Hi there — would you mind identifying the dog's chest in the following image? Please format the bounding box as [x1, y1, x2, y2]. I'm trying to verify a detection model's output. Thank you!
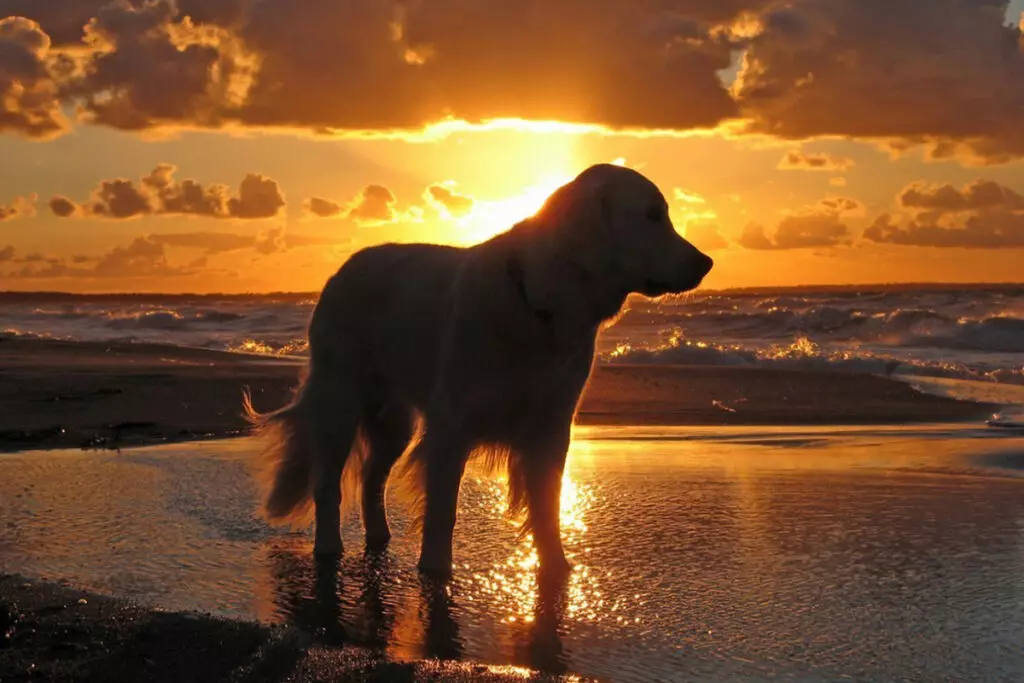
[441, 340, 594, 435]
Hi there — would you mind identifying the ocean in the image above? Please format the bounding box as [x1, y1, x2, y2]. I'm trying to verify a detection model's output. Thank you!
[2, 284, 1022, 412]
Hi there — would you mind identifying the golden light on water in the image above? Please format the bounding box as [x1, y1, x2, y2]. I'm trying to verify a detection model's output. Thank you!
[467, 455, 632, 627]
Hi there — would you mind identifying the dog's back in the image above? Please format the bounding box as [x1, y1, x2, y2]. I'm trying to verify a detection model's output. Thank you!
[309, 242, 467, 407]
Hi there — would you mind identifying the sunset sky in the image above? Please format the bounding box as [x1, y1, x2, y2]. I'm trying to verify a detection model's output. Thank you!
[1, 0, 1024, 293]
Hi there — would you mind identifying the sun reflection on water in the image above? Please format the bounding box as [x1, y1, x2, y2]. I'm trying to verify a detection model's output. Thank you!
[464, 460, 632, 628]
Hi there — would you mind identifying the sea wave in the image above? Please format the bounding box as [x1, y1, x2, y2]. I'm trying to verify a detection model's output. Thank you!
[602, 330, 1024, 387]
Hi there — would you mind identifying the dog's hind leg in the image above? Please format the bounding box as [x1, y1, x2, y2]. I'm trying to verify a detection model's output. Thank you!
[360, 403, 414, 550]
[307, 355, 361, 558]
[415, 429, 471, 578]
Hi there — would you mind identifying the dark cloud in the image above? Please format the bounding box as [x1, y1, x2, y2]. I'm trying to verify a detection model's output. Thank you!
[51, 165, 285, 220]
[67, 0, 254, 132]
[0, 17, 65, 138]
[864, 178, 1024, 248]
[0, 194, 34, 220]
[898, 179, 1024, 212]
[778, 150, 855, 172]
[740, 197, 857, 249]
[306, 197, 344, 218]
[735, 0, 1024, 164]
[6, 0, 1022, 163]
[88, 178, 154, 218]
[48, 195, 79, 217]
[864, 211, 1024, 248]
[4, 0, 741, 137]
[425, 184, 474, 217]
[227, 173, 286, 219]
[0, 244, 14, 261]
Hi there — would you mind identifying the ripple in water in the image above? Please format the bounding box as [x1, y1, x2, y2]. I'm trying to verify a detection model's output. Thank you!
[2, 430, 1024, 682]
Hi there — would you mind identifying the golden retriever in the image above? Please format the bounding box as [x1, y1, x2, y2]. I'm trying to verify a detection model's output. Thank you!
[244, 164, 713, 579]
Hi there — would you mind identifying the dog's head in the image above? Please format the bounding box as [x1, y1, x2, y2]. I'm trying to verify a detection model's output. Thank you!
[519, 164, 713, 334]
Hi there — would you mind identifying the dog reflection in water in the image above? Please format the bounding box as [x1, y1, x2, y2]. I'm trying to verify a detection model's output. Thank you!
[245, 164, 713, 580]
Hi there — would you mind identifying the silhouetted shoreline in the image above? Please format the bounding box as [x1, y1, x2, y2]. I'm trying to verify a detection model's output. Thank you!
[0, 337, 997, 453]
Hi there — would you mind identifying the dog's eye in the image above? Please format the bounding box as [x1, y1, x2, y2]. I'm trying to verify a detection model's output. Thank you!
[646, 205, 666, 222]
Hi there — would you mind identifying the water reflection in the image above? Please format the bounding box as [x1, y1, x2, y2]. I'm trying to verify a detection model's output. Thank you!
[4, 430, 1024, 681]
[255, 462, 605, 673]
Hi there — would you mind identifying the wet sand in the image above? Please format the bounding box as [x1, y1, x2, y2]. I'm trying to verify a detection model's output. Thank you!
[0, 337, 998, 452]
[0, 575, 584, 683]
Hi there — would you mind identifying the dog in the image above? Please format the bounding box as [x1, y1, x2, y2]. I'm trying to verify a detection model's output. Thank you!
[243, 164, 713, 580]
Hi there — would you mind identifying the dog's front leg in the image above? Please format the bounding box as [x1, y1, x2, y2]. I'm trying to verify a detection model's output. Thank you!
[417, 433, 470, 578]
[522, 425, 573, 581]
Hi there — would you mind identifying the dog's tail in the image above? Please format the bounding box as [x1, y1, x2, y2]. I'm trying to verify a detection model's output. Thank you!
[243, 371, 316, 526]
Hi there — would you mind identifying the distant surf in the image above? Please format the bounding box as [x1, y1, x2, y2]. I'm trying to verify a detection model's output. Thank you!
[2, 285, 1022, 408]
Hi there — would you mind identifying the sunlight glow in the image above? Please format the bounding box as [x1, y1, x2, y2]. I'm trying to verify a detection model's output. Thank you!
[466, 457, 632, 628]
[453, 172, 576, 244]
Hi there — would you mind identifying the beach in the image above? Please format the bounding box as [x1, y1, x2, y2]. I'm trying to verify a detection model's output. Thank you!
[1, 287, 1023, 681]
[3, 427, 1024, 681]
[0, 336, 998, 452]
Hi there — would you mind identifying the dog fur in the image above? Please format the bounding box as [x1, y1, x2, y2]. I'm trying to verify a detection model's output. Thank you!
[243, 164, 713, 579]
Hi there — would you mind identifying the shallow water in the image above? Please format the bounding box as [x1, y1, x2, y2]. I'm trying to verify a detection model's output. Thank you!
[2, 426, 1024, 682]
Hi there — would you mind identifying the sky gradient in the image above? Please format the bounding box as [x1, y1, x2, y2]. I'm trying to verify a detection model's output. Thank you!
[1, 0, 1024, 293]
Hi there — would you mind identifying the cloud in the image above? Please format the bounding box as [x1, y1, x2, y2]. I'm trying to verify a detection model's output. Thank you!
[734, 0, 1024, 164]
[227, 173, 286, 219]
[7, 0, 1021, 163]
[778, 150, 855, 172]
[3, 0, 744, 137]
[898, 179, 1024, 213]
[0, 244, 14, 261]
[424, 183, 474, 218]
[685, 223, 729, 251]
[864, 178, 1024, 248]
[150, 230, 346, 254]
[673, 188, 707, 205]
[739, 196, 860, 249]
[0, 194, 36, 221]
[306, 197, 344, 219]
[14, 236, 199, 278]
[346, 184, 398, 224]
[148, 231, 256, 253]
[48, 195, 80, 217]
[864, 212, 1024, 249]
[0, 17, 67, 138]
[50, 165, 285, 220]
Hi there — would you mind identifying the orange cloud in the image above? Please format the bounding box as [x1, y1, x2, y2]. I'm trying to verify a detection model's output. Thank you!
[734, 0, 1024, 164]
[0, 17, 67, 139]
[778, 150, 855, 172]
[424, 183, 474, 218]
[0, 194, 36, 221]
[865, 178, 1024, 248]
[50, 165, 285, 220]
[739, 196, 862, 250]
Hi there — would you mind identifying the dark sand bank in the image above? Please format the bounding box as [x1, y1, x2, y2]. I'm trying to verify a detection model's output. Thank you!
[1, 337, 998, 452]
[0, 575, 587, 683]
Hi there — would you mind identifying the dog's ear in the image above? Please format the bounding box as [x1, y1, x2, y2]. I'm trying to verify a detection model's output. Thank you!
[516, 177, 610, 346]
[532, 177, 610, 274]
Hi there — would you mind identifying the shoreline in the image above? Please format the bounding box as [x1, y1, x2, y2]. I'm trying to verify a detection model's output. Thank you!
[1, 337, 1000, 453]
[0, 574, 586, 683]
